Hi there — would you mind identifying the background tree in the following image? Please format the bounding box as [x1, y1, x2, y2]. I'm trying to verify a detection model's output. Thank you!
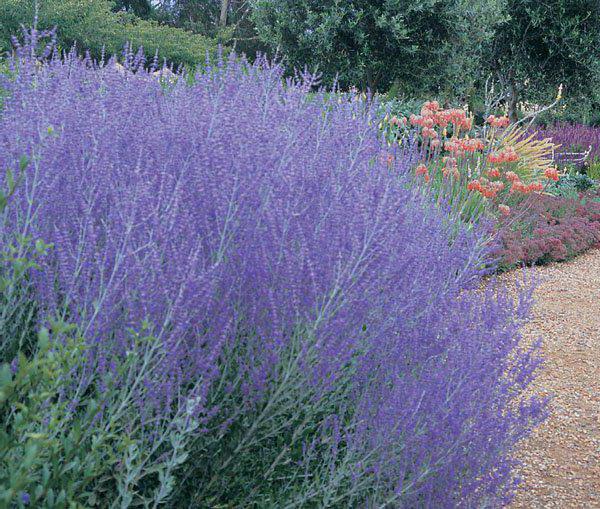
[250, 0, 505, 95]
[112, 0, 154, 18]
[154, 0, 264, 57]
[485, 0, 600, 121]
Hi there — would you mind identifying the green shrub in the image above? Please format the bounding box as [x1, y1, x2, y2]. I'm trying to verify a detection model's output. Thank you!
[0, 321, 201, 507]
[587, 158, 600, 180]
[548, 174, 597, 198]
[0, 0, 218, 68]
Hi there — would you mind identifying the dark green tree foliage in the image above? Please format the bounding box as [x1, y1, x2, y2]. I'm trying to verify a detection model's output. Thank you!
[155, 0, 265, 58]
[0, 0, 217, 68]
[486, 0, 600, 120]
[112, 0, 153, 18]
[250, 0, 504, 94]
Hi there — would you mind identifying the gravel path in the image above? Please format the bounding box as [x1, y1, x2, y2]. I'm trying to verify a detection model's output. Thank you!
[507, 249, 600, 508]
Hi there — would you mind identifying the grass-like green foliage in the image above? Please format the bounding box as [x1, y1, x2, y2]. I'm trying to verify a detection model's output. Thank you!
[587, 158, 600, 180]
[0, 0, 218, 68]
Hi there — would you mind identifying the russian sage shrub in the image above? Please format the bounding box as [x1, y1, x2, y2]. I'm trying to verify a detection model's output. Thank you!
[0, 36, 544, 507]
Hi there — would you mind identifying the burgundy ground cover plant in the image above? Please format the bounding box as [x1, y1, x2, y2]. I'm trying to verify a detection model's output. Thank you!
[494, 191, 600, 268]
[0, 30, 545, 506]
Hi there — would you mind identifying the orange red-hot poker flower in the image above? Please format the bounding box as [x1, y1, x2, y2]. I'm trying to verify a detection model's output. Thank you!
[527, 182, 544, 192]
[486, 115, 510, 128]
[422, 100, 440, 113]
[389, 115, 407, 127]
[498, 204, 511, 216]
[544, 167, 559, 181]
[415, 164, 428, 177]
[487, 147, 519, 164]
[442, 156, 457, 167]
[412, 105, 472, 131]
[510, 180, 544, 194]
[467, 180, 482, 192]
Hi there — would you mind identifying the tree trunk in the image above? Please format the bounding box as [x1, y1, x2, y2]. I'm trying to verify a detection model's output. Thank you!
[507, 70, 519, 123]
[219, 0, 230, 27]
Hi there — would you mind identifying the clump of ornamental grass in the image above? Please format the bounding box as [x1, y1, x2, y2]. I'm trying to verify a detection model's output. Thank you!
[0, 29, 545, 507]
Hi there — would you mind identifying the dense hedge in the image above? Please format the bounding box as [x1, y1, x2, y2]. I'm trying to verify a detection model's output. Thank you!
[0, 0, 217, 67]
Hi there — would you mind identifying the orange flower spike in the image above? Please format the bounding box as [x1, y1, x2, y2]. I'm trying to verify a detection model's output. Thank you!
[410, 114, 423, 126]
[505, 171, 519, 182]
[497, 116, 510, 128]
[415, 163, 428, 177]
[510, 180, 526, 193]
[528, 182, 544, 193]
[505, 147, 519, 162]
[544, 167, 560, 181]
[487, 168, 501, 178]
[427, 100, 440, 111]
[498, 204, 510, 216]
[487, 152, 499, 164]
[467, 179, 482, 192]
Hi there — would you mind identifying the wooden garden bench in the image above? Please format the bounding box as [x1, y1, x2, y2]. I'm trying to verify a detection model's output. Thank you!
[553, 144, 593, 172]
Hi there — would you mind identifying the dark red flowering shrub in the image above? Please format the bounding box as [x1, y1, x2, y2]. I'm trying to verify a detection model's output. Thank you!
[494, 191, 600, 268]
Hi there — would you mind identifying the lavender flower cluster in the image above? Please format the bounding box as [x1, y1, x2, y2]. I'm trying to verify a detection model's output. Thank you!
[0, 35, 544, 506]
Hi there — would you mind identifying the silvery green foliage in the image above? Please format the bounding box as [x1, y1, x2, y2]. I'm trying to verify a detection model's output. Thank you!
[0, 30, 545, 507]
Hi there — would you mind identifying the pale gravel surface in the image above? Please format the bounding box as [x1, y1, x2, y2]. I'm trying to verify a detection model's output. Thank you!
[504, 249, 600, 508]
